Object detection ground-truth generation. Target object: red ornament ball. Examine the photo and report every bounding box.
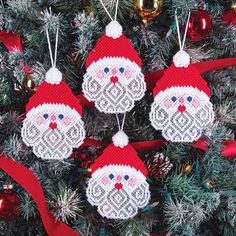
[0,186,21,221]
[187,10,212,41]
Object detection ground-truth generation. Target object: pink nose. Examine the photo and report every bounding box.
[110,76,119,84]
[50,114,56,121]
[116,175,122,181]
[111,68,117,75]
[179,97,185,104]
[115,182,123,190]
[49,122,57,130]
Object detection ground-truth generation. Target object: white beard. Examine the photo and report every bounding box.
[149,87,214,142]
[86,178,150,219]
[86,166,150,219]
[82,59,146,114]
[21,104,85,159]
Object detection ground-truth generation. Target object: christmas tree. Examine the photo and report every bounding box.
[0,0,236,235]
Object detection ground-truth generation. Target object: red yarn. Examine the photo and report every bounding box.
[85,34,142,69]
[90,144,147,177]
[153,64,211,97]
[26,80,83,115]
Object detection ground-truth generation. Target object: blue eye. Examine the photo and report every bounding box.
[124,175,129,180]
[104,67,109,73]
[119,67,125,73]
[187,96,192,102]
[58,114,64,119]
[109,174,114,179]
[43,113,48,119]
[171,96,177,102]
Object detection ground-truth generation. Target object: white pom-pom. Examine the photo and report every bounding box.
[106,21,122,39]
[173,50,190,68]
[45,67,62,85]
[112,131,129,148]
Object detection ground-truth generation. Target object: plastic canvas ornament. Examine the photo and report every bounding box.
[21,27,85,159]
[21,68,86,159]
[149,11,214,142]
[82,6,146,114]
[86,137,150,219]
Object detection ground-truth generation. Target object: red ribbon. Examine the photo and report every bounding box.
[82,138,236,158]
[0,30,30,74]
[0,153,81,236]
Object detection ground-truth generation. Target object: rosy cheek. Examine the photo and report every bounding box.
[62,117,72,126]
[192,99,200,108]
[101,176,110,185]
[36,116,45,125]
[164,99,172,108]
[124,70,132,78]
[97,70,105,79]
[128,178,136,187]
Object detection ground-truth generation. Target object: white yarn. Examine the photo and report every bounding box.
[112,131,129,148]
[45,67,62,85]
[173,50,190,68]
[106,20,122,39]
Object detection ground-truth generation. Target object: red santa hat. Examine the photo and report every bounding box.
[26,67,83,115]
[85,21,142,69]
[153,64,211,98]
[90,143,147,177]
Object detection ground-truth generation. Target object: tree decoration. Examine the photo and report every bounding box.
[144,152,173,178]
[149,11,214,142]
[133,0,163,24]
[82,0,146,114]
[86,139,150,219]
[21,26,85,160]
[186,10,212,41]
[22,74,37,94]
[0,184,21,221]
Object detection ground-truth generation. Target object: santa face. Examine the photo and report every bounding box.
[86,165,150,219]
[149,87,214,142]
[21,104,85,159]
[83,57,146,114]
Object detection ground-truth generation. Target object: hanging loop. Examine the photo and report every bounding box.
[99,0,119,21]
[174,9,191,51]
[45,23,59,68]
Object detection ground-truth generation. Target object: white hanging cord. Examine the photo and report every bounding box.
[116,114,121,131]
[45,23,59,68]
[120,113,126,131]
[114,0,119,21]
[99,0,119,21]
[175,9,182,51]
[115,113,126,131]
[53,24,59,67]
[181,11,191,51]
[45,28,54,67]
[175,9,191,51]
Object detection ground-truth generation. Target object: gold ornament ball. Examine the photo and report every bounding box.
[22,74,37,94]
[133,0,163,24]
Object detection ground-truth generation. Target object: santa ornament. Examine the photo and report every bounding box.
[86,135,150,219]
[82,0,146,114]
[149,11,214,142]
[21,27,85,159]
